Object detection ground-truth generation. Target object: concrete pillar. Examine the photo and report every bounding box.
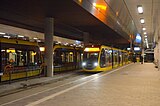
[130,35,133,62]
[44,18,54,77]
[141,34,144,64]
[83,32,89,46]
[142,48,144,64]
[154,43,158,64]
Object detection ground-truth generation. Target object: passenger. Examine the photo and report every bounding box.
[140,55,143,64]
[133,56,136,63]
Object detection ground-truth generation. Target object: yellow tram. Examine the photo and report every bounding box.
[0,38,41,82]
[40,44,83,72]
[82,45,129,72]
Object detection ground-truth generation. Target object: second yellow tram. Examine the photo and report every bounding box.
[82,45,129,72]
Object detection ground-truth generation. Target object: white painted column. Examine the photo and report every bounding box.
[141,34,144,64]
[158,38,160,70]
[83,32,89,46]
[154,43,158,64]
[141,48,144,64]
[44,18,54,77]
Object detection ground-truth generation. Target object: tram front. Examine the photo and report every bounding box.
[82,46,100,72]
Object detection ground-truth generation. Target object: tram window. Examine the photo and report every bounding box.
[54,50,62,65]
[100,49,106,67]
[8,52,17,65]
[1,49,7,68]
[77,52,80,62]
[119,52,122,64]
[105,50,110,66]
[77,52,83,62]
[81,53,83,61]
[29,51,37,65]
[17,50,28,66]
[83,52,99,61]
[61,52,65,63]
[69,52,73,62]
[113,51,118,64]
[65,52,74,63]
[108,49,112,64]
[65,52,69,62]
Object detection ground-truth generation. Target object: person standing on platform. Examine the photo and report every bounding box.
[140,55,143,64]
[133,55,136,63]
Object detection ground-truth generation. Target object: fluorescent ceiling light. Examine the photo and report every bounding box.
[93,3,96,6]
[18,35,24,37]
[137,5,143,14]
[142,28,146,30]
[144,35,147,37]
[0,32,5,35]
[3,35,10,38]
[140,18,145,24]
[33,37,38,40]
[144,32,147,34]
[37,40,41,42]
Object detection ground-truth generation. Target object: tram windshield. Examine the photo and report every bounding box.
[83,52,99,61]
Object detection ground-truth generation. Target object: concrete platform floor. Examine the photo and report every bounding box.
[1,63,160,106]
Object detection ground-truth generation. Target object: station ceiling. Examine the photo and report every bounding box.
[124,0,160,48]
[0,0,136,48]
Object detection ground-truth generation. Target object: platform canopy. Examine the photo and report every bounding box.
[0,0,137,48]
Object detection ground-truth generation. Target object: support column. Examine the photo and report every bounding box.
[44,18,54,77]
[130,35,133,62]
[142,48,144,64]
[158,37,160,70]
[158,38,160,70]
[141,34,144,64]
[154,43,158,64]
[83,32,89,46]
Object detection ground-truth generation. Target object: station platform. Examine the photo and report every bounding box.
[0,63,160,106]
[0,71,78,96]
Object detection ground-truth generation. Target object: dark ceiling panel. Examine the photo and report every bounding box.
[0,0,129,48]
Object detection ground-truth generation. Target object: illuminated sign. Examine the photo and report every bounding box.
[135,33,141,43]
[84,48,100,52]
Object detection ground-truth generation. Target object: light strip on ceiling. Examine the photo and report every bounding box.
[142,28,146,30]
[140,18,145,24]
[137,5,143,14]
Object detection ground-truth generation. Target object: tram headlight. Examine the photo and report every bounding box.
[94,62,98,66]
[82,62,86,66]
